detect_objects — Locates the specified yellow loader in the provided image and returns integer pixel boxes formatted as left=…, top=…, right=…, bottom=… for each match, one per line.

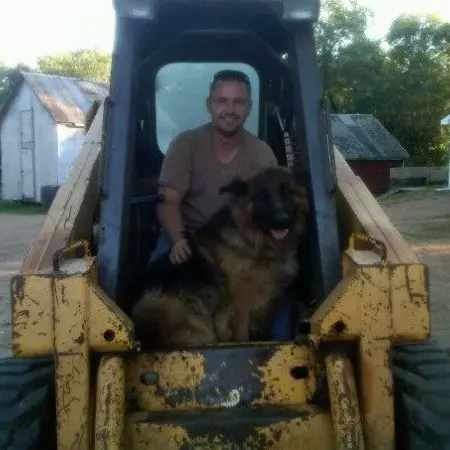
left=1, top=0, right=445, bottom=448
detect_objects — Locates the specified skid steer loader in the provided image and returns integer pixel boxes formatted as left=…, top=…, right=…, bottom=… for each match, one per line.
left=1, top=0, right=448, bottom=448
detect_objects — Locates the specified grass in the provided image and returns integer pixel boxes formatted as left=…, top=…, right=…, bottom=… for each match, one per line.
left=378, top=186, right=450, bottom=205
left=0, top=200, right=45, bottom=215
left=377, top=187, right=450, bottom=243
left=403, top=221, right=450, bottom=242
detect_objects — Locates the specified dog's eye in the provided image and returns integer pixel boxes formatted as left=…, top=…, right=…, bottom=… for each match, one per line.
left=256, top=188, right=270, bottom=202
left=279, top=183, right=291, bottom=196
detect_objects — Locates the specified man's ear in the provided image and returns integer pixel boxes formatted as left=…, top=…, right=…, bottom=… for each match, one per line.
left=219, top=179, right=249, bottom=197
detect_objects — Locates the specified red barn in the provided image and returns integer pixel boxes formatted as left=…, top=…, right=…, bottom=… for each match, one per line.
left=330, top=114, right=409, bottom=196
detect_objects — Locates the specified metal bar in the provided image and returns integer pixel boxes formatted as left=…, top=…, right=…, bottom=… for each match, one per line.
left=325, top=348, right=365, bottom=450
left=287, top=21, right=341, bottom=300
left=130, top=194, right=165, bottom=205
left=95, top=356, right=126, bottom=450
left=97, top=17, right=138, bottom=302
left=53, top=274, right=91, bottom=449
left=359, top=337, right=395, bottom=450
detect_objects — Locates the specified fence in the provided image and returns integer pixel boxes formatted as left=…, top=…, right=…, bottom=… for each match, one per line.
left=390, top=166, right=448, bottom=187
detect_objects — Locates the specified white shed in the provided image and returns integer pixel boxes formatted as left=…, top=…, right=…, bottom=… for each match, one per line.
left=0, top=71, right=108, bottom=203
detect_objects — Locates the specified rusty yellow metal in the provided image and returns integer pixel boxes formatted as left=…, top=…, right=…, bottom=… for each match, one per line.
left=126, top=344, right=316, bottom=411
left=311, top=250, right=429, bottom=341
left=359, top=338, right=394, bottom=450
left=311, top=241, right=430, bottom=450
left=10, top=274, right=53, bottom=356
left=253, top=343, right=317, bottom=406
left=10, top=252, right=134, bottom=450
left=126, top=407, right=335, bottom=449
left=54, top=273, right=91, bottom=449
left=126, top=351, right=205, bottom=411
left=10, top=226, right=430, bottom=450
left=325, top=351, right=365, bottom=450
left=391, top=264, right=429, bottom=340
left=11, top=258, right=134, bottom=358
left=90, top=284, right=135, bottom=352
left=95, top=355, right=126, bottom=450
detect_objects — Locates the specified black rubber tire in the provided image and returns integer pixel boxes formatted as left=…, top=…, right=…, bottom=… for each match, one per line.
left=393, top=340, right=450, bottom=450
left=0, top=356, right=56, bottom=450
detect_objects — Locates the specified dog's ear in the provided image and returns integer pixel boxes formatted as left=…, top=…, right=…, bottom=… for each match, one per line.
left=219, top=179, right=249, bottom=197
left=292, top=185, right=310, bottom=214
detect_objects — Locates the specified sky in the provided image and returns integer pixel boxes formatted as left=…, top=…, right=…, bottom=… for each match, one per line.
left=0, top=0, right=449, bottom=67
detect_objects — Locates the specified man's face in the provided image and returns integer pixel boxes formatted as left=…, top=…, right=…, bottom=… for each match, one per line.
left=207, top=80, right=252, bottom=137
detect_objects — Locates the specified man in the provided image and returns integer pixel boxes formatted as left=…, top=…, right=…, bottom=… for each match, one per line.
left=151, top=69, right=278, bottom=265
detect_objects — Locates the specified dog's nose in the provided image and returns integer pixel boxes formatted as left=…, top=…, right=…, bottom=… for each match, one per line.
left=273, top=211, right=290, bottom=229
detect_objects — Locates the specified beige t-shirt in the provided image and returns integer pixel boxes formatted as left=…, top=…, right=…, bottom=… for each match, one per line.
left=159, top=123, right=278, bottom=230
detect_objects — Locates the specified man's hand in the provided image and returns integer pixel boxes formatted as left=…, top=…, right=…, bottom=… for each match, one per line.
left=169, top=238, right=192, bottom=265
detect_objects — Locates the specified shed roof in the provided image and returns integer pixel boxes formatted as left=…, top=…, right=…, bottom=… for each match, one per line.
left=0, top=71, right=109, bottom=128
left=330, top=114, right=410, bottom=161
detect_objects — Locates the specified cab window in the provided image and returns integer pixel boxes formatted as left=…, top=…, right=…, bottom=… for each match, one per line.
left=155, top=62, right=260, bottom=153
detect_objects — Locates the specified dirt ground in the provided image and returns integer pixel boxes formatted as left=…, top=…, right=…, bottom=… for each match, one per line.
left=0, top=188, right=449, bottom=357
left=379, top=188, right=450, bottom=350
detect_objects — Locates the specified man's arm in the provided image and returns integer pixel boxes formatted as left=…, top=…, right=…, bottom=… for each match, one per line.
left=156, top=186, right=185, bottom=244
left=156, top=186, right=192, bottom=264
left=258, top=140, right=279, bottom=168
left=156, top=134, right=193, bottom=264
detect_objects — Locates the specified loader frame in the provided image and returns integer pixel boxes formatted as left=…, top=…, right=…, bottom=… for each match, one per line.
left=12, top=106, right=429, bottom=448
left=11, top=0, right=430, bottom=448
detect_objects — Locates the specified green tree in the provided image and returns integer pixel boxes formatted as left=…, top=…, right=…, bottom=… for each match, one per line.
left=0, top=62, right=32, bottom=107
left=382, top=14, right=450, bottom=165
left=37, top=48, right=112, bottom=82
left=315, top=0, right=376, bottom=111
left=316, top=1, right=450, bottom=166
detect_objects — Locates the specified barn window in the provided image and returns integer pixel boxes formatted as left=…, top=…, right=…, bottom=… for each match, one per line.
left=155, top=62, right=260, bottom=153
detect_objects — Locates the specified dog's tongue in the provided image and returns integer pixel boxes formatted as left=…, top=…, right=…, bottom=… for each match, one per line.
left=270, top=229, right=289, bottom=240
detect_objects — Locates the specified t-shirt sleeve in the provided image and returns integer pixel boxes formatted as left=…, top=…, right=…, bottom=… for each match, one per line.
left=158, top=134, right=192, bottom=196
left=256, top=140, right=278, bottom=168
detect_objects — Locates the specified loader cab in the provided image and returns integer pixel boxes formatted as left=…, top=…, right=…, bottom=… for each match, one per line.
left=97, top=0, right=342, bottom=324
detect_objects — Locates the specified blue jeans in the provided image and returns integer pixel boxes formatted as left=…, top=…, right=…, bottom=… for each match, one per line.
left=148, top=229, right=173, bottom=264
left=148, top=229, right=294, bottom=340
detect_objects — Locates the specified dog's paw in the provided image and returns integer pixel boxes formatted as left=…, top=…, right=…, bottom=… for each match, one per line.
left=214, top=306, right=233, bottom=341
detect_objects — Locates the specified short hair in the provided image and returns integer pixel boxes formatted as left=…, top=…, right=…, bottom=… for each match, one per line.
left=210, top=70, right=252, bottom=97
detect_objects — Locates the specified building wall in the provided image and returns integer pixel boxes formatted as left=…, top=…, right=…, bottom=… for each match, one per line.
left=348, top=160, right=403, bottom=196
left=0, top=83, right=58, bottom=202
left=1, top=85, right=32, bottom=200
left=56, top=125, right=86, bottom=185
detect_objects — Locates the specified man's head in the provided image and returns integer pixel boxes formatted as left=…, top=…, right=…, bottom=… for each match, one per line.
left=207, top=70, right=252, bottom=138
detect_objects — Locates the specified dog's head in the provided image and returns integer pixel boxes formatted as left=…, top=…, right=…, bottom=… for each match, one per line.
left=219, top=167, right=309, bottom=243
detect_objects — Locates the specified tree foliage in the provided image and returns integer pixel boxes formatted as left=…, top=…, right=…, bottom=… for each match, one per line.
left=1, top=3, right=449, bottom=166
left=316, top=1, right=450, bottom=166
left=37, top=49, right=112, bottom=82
left=0, top=62, right=32, bottom=107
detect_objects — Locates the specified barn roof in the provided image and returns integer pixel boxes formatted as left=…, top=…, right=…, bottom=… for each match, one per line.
left=330, top=114, right=410, bottom=161
left=0, top=71, right=109, bottom=128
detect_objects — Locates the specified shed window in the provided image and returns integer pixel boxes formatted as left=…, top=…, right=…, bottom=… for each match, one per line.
left=155, top=62, right=260, bottom=153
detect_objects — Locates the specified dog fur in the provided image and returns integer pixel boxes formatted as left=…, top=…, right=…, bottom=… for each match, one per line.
left=131, top=166, right=309, bottom=350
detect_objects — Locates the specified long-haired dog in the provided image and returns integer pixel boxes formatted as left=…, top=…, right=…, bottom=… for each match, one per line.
left=131, top=166, right=309, bottom=350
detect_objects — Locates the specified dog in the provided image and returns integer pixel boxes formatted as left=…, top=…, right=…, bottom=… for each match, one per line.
left=131, top=166, right=310, bottom=350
